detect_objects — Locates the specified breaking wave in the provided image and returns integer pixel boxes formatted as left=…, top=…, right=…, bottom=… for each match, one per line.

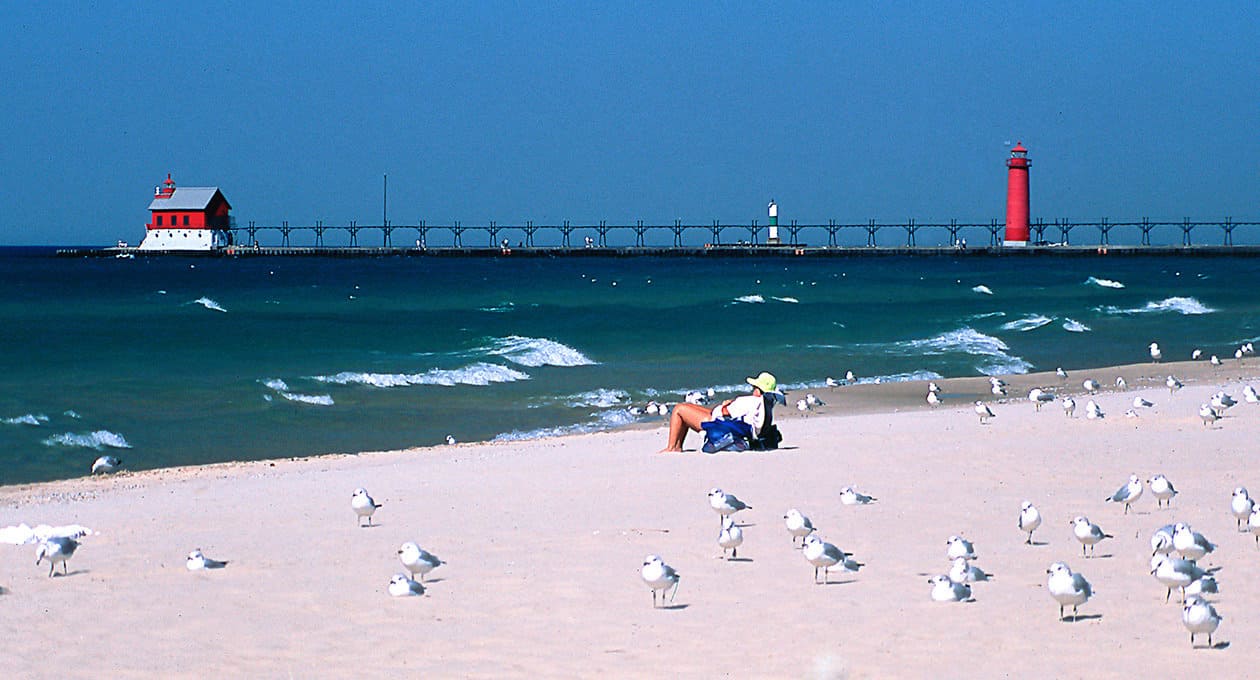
left=42, top=430, right=132, bottom=450
left=193, top=297, right=227, bottom=312
left=262, top=378, right=334, bottom=406
left=3, top=414, right=49, bottom=426
left=312, top=362, right=530, bottom=388
left=734, top=295, right=766, bottom=304
left=1000, top=315, right=1053, bottom=332
left=772, top=296, right=800, bottom=303
left=492, top=409, right=639, bottom=442
left=1098, top=296, right=1215, bottom=315
left=483, top=336, right=596, bottom=367
left=1085, top=276, right=1125, bottom=289
left=971, top=285, right=994, bottom=295
left=896, top=327, right=1033, bottom=375
left=1061, top=319, right=1091, bottom=333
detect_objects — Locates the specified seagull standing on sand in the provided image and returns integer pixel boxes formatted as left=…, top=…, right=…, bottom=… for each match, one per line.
left=1200, top=404, right=1219, bottom=427
left=1150, top=342, right=1163, bottom=363
left=1149, top=474, right=1177, bottom=508
left=708, top=488, right=751, bottom=525
left=1152, top=524, right=1177, bottom=555
left=801, top=535, right=847, bottom=584
left=927, top=391, right=941, bottom=407
left=91, top=455, right=122, bottom=475
left=186, top=548, right=228, bottom=571
left=1183, top=596, right=1223, bottom=648
left=1210, top=392, right=1237, bottom=417
left=1167, top=375, right=1184, bottom=394
left=1230, top=488, right=1254, bottom=531
left=1083, top=379, right=1101, bottom=394
left=1151, top=554, right=1213, bottom=603
left=445, top=434, right=456, bottom=445
left=1018, top=501, right=1042, bottom=544
left=1192, top=348, right=1203, bottom=360
left=946, top=535, right=977, bottom=560
left=1236, top=348, right=1245, bottom=362
left=1056, top=367, right=1068, bottom=381
left=388, top=573, right=425, bottom=597
left=826, top=377, right=839, bottom=389
left=1029, top=388, right=1054, bottom=411
left=928, top=381, right=941, bottom=394
left=351, top=488, right=382, bottom=526
left=1047, top=562, right=1093, bottom=621
left=35, top=536, right=78, bottom=577
left=640, top=555, right=680, bottom=607
left=1116, top=376, right=1128, bottom=390
left=1062, top=396, right=1076, bottom=418
left=929, top=574, right=973, bottom=602
left=1106, top=474, right=1144, bottom=514
left=1243, top=385, right=1259, bottom=403
left=784, top=508, right=815, bottom=544
left=975, top=401, right=995, bottom=424
left=1072, top=516, right=1113, bottom=557
left=718, top=517, right=744, bottom=559
left=845, top=370, right=856, bottom=384
left=1086, top=400, right=1105, bottom=420
left=840, top=486, right=878, bottom=505
left=1210, top=354, right=1222, bottom=366
left=1172, top=523, right=1216, bottom=561
left=398, top=542, right=443, bottom=582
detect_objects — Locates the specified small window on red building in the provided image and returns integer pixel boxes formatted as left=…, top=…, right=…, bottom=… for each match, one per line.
left=156, top=215, right=163, bottom=226
left=183, top=215, right=190, bottom=226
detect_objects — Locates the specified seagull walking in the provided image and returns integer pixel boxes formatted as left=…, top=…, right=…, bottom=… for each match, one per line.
left=1182, top=596, right=1222, bottom=648
left=1149, top=474, right=1177, bottom=508
left=351, top=487, right=382, bottom=526
left=1231, top=488, right=1254, bottom=531
left=35, top=536, right=78, bottom=577
left=1105, top=474, right=1144, bottom=514
left=1018, top=501, right=1042, bottom=544
left=783, top=508, right=815, bottom=544
left=1072, top=516, right=1113, bottom=557
left=718, top=517, right=744, bottom=559
left=640, top=555, right=680, bottom=607
left=1047, top=562, right=1093, bottom=621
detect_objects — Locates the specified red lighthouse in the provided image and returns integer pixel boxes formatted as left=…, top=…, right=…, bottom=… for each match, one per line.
left=1004, top=142, right=1031, bottom=246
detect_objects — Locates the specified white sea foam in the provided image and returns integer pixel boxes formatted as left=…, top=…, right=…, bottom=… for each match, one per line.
left=492, top=409, right=638, bottom=442
left=484, top=336, right=596, bottom=367
left=42, top=430, right=132, bottom=450
left=563, top=388, right=629, bottom=409
left=479, top=302, right=515, bottom=313
left=312, top=362, right=530, bottom=388
left=263, top=378, right=290, bottom=392
left=969, top=311, right=1007, bottom=320
left=278, top=392, right=334, bottom=406
left=899, top=327, right=1033, bottom=375
left=1097, top=296, right=1215, bottom=315
left=1061, top=318, right=1091, bottom=333
left=971, top=285, right=994, bottom=295
left=772, top=296, right=800, bottom=303
left=3, top=414, right=49, bottom=426
left=63, top=410, right=81, bottom=419
left=1084, top=276, right=1125, bottom=289
left=1000, top=314, right=1053, bottom=332
left=193, top=297, right=227, bottom=312
left=734, top=294, right=765, bottom=304
left=783, top=370, right=943, bottom=391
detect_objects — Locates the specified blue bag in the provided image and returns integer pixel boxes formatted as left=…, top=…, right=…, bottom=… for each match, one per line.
left=700, top=418, right=753, bottom=453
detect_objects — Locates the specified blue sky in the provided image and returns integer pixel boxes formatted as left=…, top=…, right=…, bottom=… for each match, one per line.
left=1, top=2, right=1255, bottom=244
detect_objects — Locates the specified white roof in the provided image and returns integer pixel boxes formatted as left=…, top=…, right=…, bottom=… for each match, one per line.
left=148, top=187, right=224, bottom=211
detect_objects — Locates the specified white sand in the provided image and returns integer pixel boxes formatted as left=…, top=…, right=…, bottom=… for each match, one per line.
left=2, top=361, right=1258, bottom=677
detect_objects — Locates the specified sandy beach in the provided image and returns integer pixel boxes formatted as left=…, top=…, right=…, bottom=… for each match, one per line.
left=3, top=359, right=1259, bottom=677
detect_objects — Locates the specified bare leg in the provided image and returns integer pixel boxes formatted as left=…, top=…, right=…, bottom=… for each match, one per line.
left=658, top=403, right=711, bottom=452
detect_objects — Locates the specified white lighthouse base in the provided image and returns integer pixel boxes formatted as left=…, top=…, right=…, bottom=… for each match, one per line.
left=138, top=229, right=229, bottom=251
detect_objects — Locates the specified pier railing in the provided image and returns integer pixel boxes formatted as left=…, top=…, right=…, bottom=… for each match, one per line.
left=227, top=218, right=1260, bottom=249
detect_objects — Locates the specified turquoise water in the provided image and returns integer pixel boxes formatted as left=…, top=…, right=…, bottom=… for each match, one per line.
left=1, top=248, right=1257, bottom=484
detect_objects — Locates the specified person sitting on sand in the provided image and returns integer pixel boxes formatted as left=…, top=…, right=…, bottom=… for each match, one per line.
left=659, top=372, right=782, bottom=452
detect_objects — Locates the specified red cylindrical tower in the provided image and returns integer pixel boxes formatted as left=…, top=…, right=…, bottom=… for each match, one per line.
left=1004, top=142, right=1030, bottom=245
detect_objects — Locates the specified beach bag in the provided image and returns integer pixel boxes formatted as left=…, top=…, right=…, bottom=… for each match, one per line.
left=701, top=418, right=753, bottom=454
left=751, top=423, right=782, bottom=451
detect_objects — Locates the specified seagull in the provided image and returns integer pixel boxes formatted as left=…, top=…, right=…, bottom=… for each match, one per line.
left=1231, top=487, right=1254, bottom=531
left=1106, top=474, right=1144, bottom=514
left=1148, top=474, right=1177, bottom=508
left=388, top=573, right=426, bottom=597
left=927, top=391, right=941, bottom=407
left=1192, top=348, right=1203, bottom=360
left=398, top=542, right=443, bottom=581
left=1167, top=375, right=1183, bottom=393
left=949, top=557, right=993, bottom=583
left=708, top=488, right=751, bottom=525
left=989, top=376, right=1007, bottom=389
left=1244, top=385, right=1259, bottom=403
left=796, top=398, right=811, bottom=413
left=1200, top=404, right=1219, bottom=427
left=783, top=508, right=815, bottom=544
left=801, top=535, right=848, bottom=584
left=1018, top=501, right=1042, bottom=544
left=928, top=381, right=941, bottom=394
left=35, top=536, right=78, bottom=577
left=1125, top=409, right=1139, bottom=419
left=929, top=574, right=973, bottom=602
left=1029, top=388, right=1055, bottom=411
left=845, top=370, right=856, bottom=384
left=1115, top=376, right=1128, bottom=390
left=946, top=535, right=977, bottom=560
left=805, top=393, right=824, bottom=407
left=825, top=376, right=839, bottom=389
left=1149, top=342, right=1163, bottom=362
left=90, top=455, right=122, bottom=475
left=1249, top=506, right=1260, bottom=545
left=1083, top=379, right=1101, bottom=394
left=1062, top=396, right=1076, bottom=418
left=445, top=434, right=456, bottom=445
left=1236, top=348, right=1245, bottom=362
left=1072, top=516, right=1113, bottom=557
left=1210, top=354, right=1221, bottom=366
left=1056, top=367, right=1068, bottom=381
left=718, top=517, right=744, bottom=559
left=186, top=548, right=228, bottom=571
left=1047, top=562, right=1093, bottom=621
left=1151, top=524, right=1177, bottom=555
left=1133, top=396, right=1154, bottom=410
left=1182, top=596, right=1222, bottom=648
left=1172, top=523, right=1216, bottom=561
left=1151, top=554, right=1213, bottom=603
left=991, top=383, right=1007, bottom=397
left=975, top=401, right=995, bottom=424
left=1246, top=342, right=1256, bottom=355
left=840, top=486, right=877, bottom=505
left=640, top=555, right=680, bottom=607
left=1210, top=392, right=1237, bottom=417
left=351, top=487, right=382, bottom=527
left=1185, top=574, right=1219, bottom=599
left=1085, top=400, right=1105, bottom=420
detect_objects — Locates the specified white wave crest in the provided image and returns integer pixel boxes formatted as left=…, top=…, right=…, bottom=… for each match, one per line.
left=734, top=295, right=765, bottom=304
left=63, top=410, right=81, bottom=419
left=263, top=378, right=289, bottom=392
left=194, top=297, right=227, bottom=312
left=312, top=362, right=530, bottom=388
left=1085, top=276, right=1125, bottom=289
left=784, top=370, right=943, bottom=390
left=772, top=296, right=800, bottom=303
left=279, top=392, right=334, bottom=406
left=485, top=336, right=596, bottom=367
left=563, top=388, right=629, bottom=409
left=972, top=285, right=994, bottom=295
left=969, top=311, right=1007, bottom=320
left=42, top=430, right=132, bottom=450
left=479, top=302, right=515, bottom=313
left=1000, top=315, right=1053, bottom=332
left=492, top=409, right=638, bottom=442
left=900, top=327, right=1032, bottom=375
left=3, top=414, right=49, bottom=426
left=1098, top=296, right=1216, bottom=315
left=1061, top=319, right=1091, bottom=333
